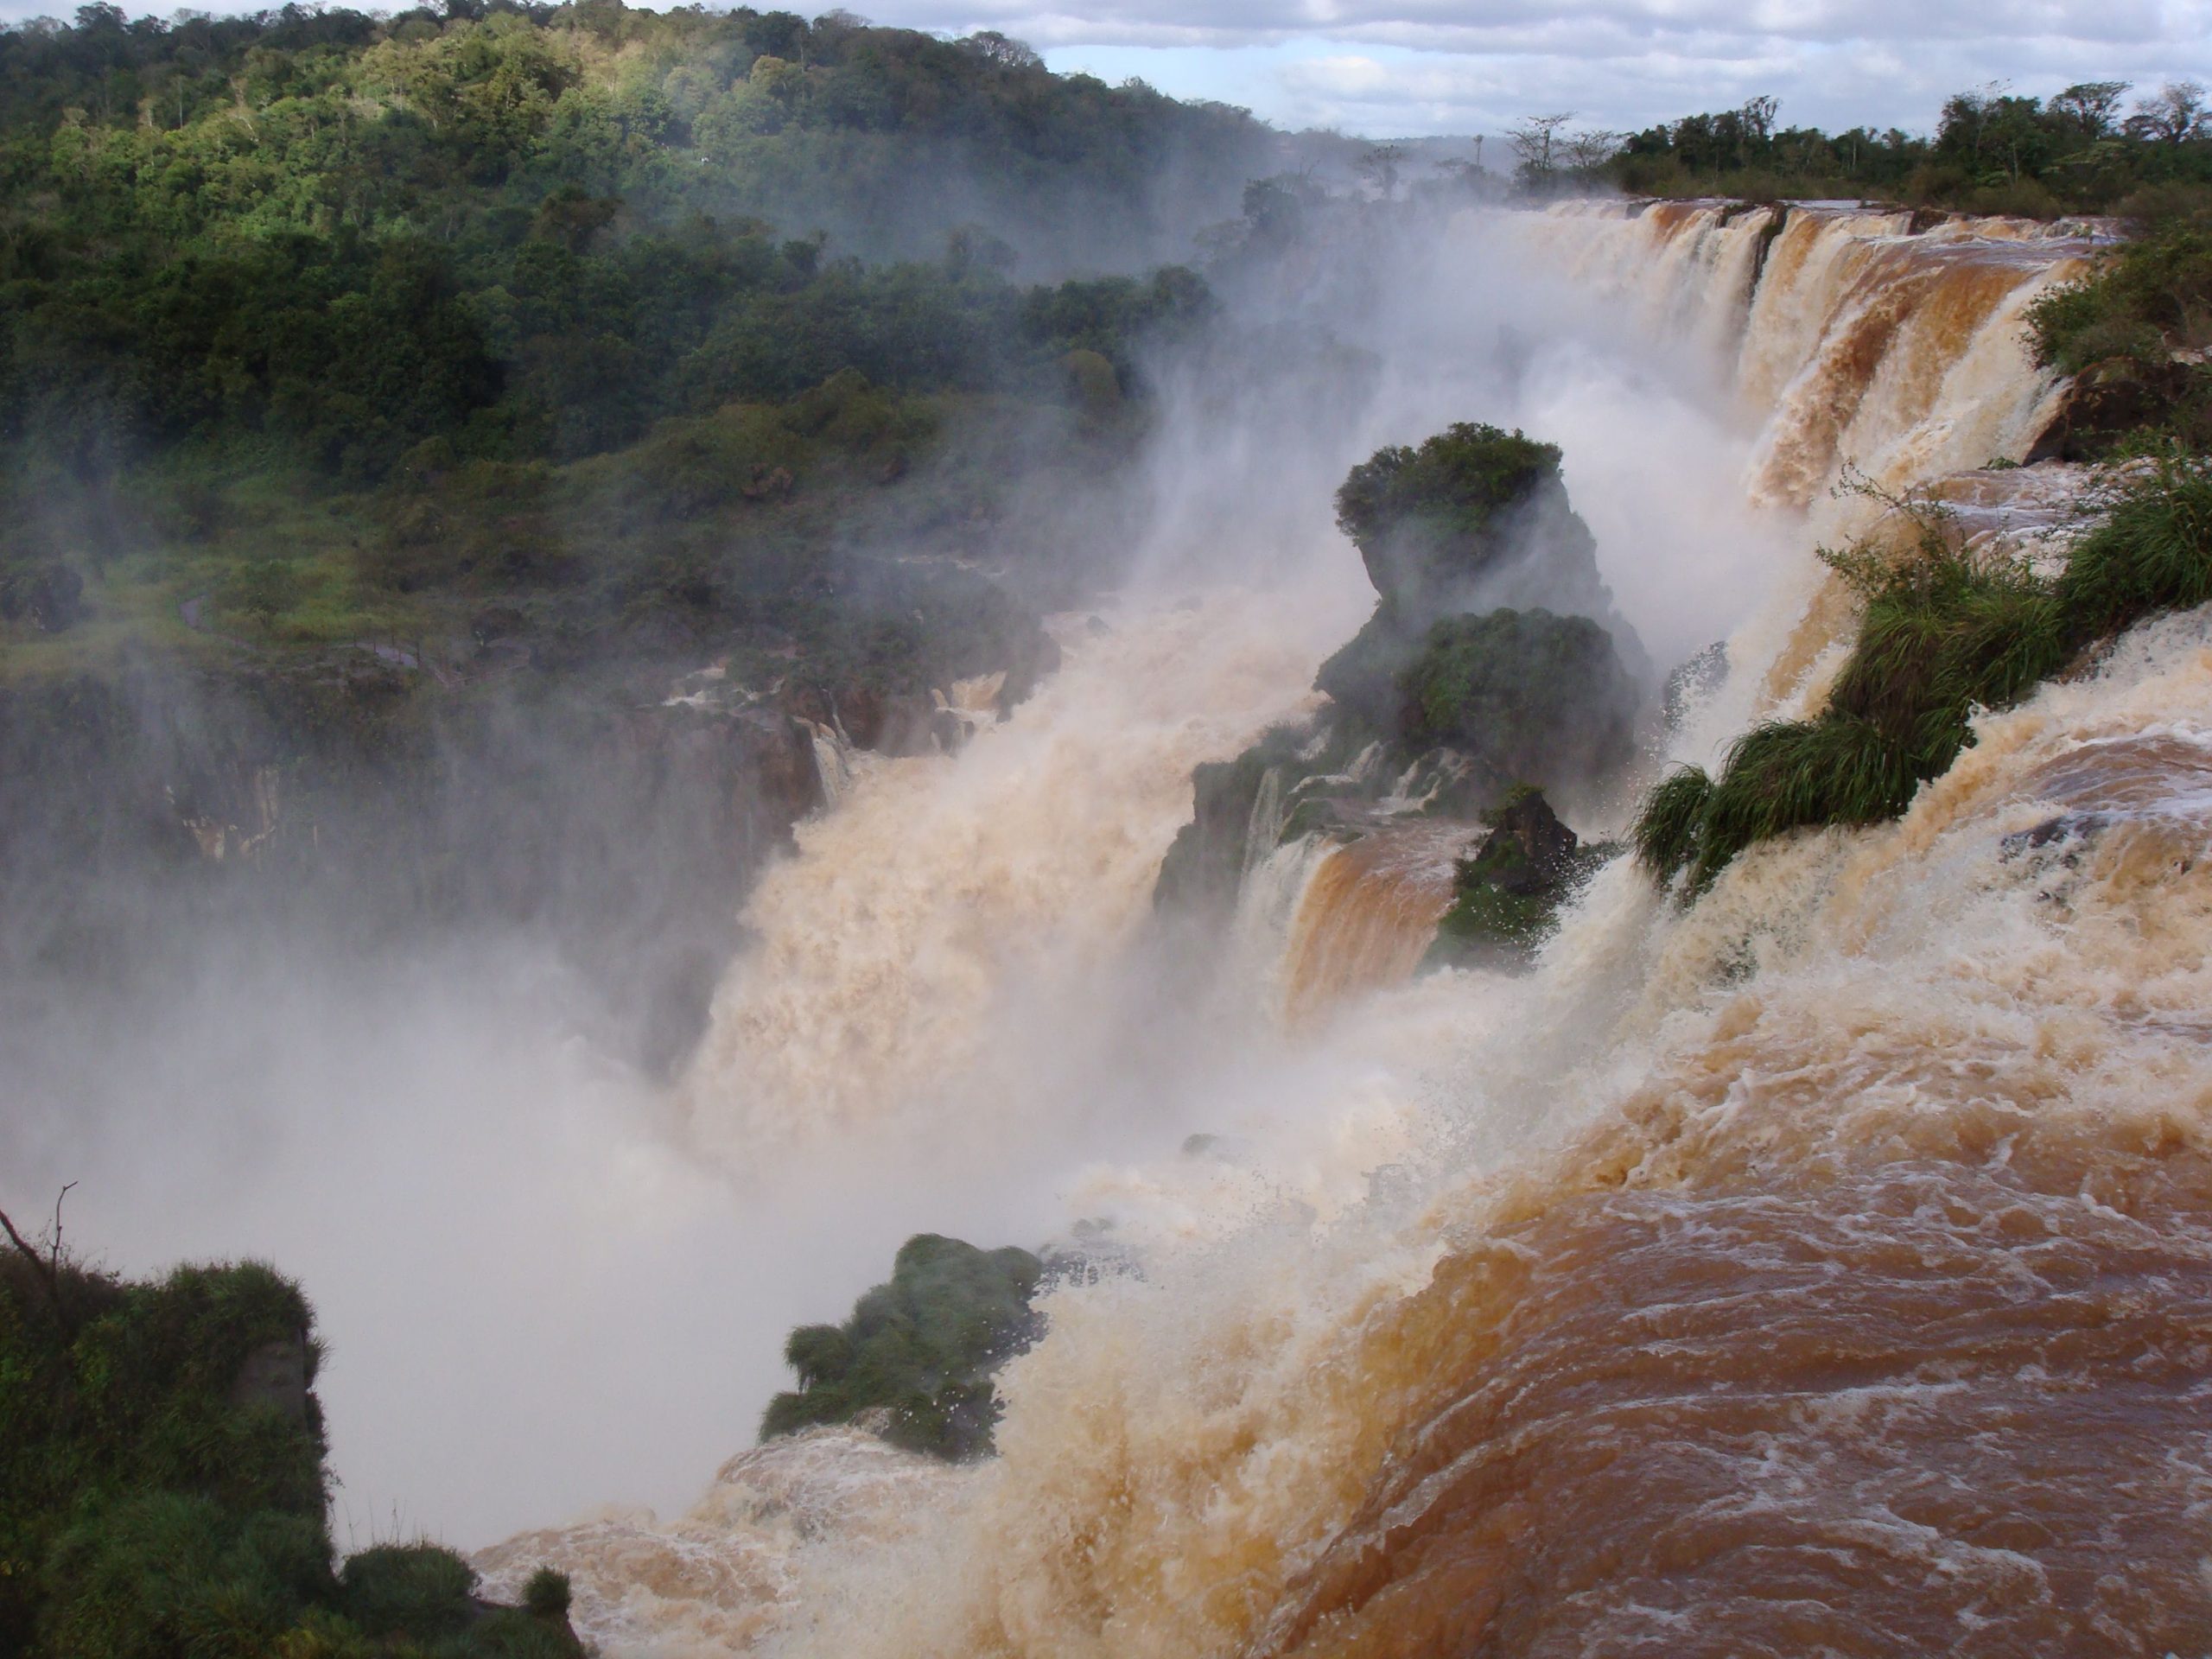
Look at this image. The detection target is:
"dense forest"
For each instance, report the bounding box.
[0,1,1326,678]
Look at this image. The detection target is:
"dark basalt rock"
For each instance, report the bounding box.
[1427,786,1614,969]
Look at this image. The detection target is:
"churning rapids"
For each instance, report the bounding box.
[461,200,2212,1656]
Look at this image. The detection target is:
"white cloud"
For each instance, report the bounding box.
[884,0,2212,131]
[6,0,2208,137]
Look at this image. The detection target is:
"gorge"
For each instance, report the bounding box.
[422,198,2212,1656]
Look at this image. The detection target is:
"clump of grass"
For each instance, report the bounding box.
[1634,460,2212,893]
[1632,765,1713,884]
[524,1567,573,1619]
[339,1543,480,1640]
[2056,459,2212,634]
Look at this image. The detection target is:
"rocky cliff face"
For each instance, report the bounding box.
[0,562,1058,1077]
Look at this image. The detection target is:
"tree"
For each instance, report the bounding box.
[2126,80,2210,144]
[961,30,1040,71]
[1356,141,1408,200]
[1739,94,1778,145]
[2049,80,2129,137]
[1562,128,1624,174]
[1507,112,1573,188]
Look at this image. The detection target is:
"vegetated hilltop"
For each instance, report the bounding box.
[0,0,1294,676]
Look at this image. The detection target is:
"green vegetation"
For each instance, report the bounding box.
[761,1233,1043,1461]
[1313,423,1633,794]
[1332,423,1587,623]
[1427,785,1612,967]
[1584,82,2212,216]
[1314,606,1637,790]
[0,3,1255,683]
[0,1222,580,1656]
[1636,461,2212,890]
[1161,424,1643,924]
[2026,212,2212,456]
[1398,608,1639,783]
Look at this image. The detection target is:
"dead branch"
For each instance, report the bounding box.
[1,1182,77,1335]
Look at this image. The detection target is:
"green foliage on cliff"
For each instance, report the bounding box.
[1334,423,1560,565]
[2027,213,2212,454]
[0,1240,580,1657]
[1427,785,1613,967]
[1332,423,1567,620]
[1398,608,1639,783]
[1637,461,2212,890]
[761,1233,1043,1460]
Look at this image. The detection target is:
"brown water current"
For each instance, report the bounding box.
[1281,827,1467,1028]
[487,201,2206,1656]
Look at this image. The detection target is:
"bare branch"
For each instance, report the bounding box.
[2,1183,80,1337]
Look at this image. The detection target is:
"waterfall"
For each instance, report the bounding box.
[490,202,2189,1655]
[1277,825,1465,1028]
[677,587,1351,1162]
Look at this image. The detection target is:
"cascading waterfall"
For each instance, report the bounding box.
[1277,825,1464,1028]
[677,586,1354,1162]
[490,203,2188,1656]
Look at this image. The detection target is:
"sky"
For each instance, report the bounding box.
[11,0,2212,137]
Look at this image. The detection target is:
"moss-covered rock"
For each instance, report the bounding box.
[1398,608,1642,790]
[1160,426,1647,926]
[1152,723,1317,913]
[1332,422,1618,630]
[1427,786,1613,968]
[760,1234,1043,1460]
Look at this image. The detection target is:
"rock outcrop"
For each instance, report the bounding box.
[1156,424,1644,943]
[1426,786,1611,969]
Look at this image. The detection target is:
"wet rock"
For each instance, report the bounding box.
[2001,811,2112,855]
[1427,787,1612,969]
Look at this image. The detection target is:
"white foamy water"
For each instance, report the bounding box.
[490,201,2194,1657]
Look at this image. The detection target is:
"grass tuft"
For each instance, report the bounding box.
[1634,461,2212,893]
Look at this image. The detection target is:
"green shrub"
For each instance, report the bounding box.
[522,1567,572,1619]
[338,1543,480,1640]
[1635,463,2212,892]
[1694,715,1923,865]
[1427,786,1612,966]
[39,1491,335,1659]
[2027,221,2212,452]
[1332,423,1589,622]
[0,1246,580,1657]
[1397,607,1641,787]
[1822,529,2068,775]
[2056,459,2212,633]
[760,1234,1043,1460]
